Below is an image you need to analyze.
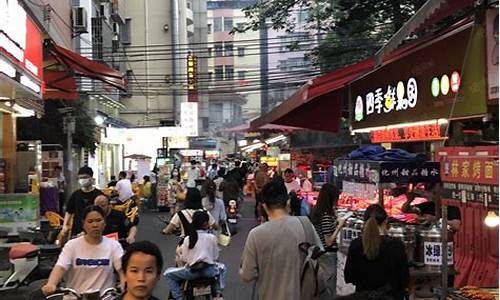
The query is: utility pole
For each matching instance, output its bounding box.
[60,108,75,200]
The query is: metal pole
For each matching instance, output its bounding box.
[441,204,449,299]
[63,113,75,201]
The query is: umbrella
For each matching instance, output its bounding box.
[124,154,152,160]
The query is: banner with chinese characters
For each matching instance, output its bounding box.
[371,123,446,143]
[351,23,487,130]
[334,159,440,183]
[424,242,454,266]
[437,146,499,206]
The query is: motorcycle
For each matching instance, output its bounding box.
[168,262,221,300]
[0,240,60,292]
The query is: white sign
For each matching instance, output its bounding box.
[355,77,418,122]
[423,242,453,266]
[179,149,203,157]
[486,9,498,100]
[181,102,198,136]
[168,136,189,149]
[0,0,27,62]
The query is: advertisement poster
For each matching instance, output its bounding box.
[486,9,499,101]
[0,194,39,235]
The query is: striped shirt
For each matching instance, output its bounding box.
[313,212,338,248]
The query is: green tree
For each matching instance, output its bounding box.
[238,0,427,72]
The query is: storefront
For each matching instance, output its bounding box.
[350,20,488,154]
[0,0,44,233]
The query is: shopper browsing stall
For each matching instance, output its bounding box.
[344,204,409,300]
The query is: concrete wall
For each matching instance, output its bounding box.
[120,0,177,126]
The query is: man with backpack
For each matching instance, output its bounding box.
[240,178,325,300]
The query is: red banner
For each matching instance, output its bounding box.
[436,146,499,185]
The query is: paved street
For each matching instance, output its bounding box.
[4,198,258,299]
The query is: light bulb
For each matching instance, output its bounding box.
[94,115,105,125]
[484,211,499,227]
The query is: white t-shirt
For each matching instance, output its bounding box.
[284,180,301,194]
[186,167,200,187]
[214,177,224,199]
[56,236,123,296]
[115,179,134,201]
[180,230,219,266]
[170,209,216,237]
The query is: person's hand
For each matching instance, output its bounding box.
[161,227,169,235]
[60,225,69,235]
[338,217,348,227]
[42,283,57,296]
[126,235,135,244]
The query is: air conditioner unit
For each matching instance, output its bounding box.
[72,7,88,33]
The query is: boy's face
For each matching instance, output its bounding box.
[124,252,159,299]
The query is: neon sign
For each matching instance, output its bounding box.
[371,123,444,143]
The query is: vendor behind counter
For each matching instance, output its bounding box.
[401,183,461,231]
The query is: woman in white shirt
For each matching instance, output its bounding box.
[202,179,227,233]
[164,211,226,300]
[42,205,123,297]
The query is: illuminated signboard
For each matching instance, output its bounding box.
[187,53,198,102]
[0,0,43,95]
[179,149,204,157]
[351,25,486,130]
[371,123,445,143]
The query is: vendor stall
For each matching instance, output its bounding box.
[333,154,446,296]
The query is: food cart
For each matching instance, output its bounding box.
[333,158,444,296]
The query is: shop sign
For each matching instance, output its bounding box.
[351,25,487,130]
[0,0,42,81]
[442,182,499,206]
[260,156,278,167]
[167,136,189,149]
[205,150,219,159]
[180,102,198,136]
[485,9,498,101]
[0,194,38,235]
[179,149,203,157]
[424,242,453,266]
[371,123,444,143]
[335,159,440,183]
[440,156,499,185]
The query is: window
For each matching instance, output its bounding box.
[214,42,223,57]
[207,24,212,34]
[278,57,309,71]
[215,66,223,80]
[279,32,310,52]
[298,9,309,24]
[208,71,213,81]
[214,17,222,32]
[210,103,223,123]
[237,47,245,57]
[207,47,212,57]
[224,42,233,56]
[225,65,234,81]
[238,70,246,80]
[187,1,192,9]
[224,17,233,31]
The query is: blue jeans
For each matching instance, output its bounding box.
[164,263,227,300]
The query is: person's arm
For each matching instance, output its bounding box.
[240,231,258,283]
[126,226,138,244]
[61,212,73,234]
[162,222,177,235]
[401,192,420,214]
[41,265,66,295]
[112,242,125,290]
[324,218,347,247]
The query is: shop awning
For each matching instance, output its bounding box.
[250,58,376,132]
[250,17,472,133]
[42,40,126,100]
[222,123,304,133]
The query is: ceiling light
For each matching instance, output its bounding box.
[94,115,105,125]
[484,211,499,227]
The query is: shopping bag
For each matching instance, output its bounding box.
[218,221,231,246]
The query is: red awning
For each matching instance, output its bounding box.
[250,18,473,133]
[42,41,126,100]
[250,58,375,132]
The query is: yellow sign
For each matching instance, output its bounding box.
[260,156,278,167]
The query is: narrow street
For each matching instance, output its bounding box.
[142,198,256,300]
